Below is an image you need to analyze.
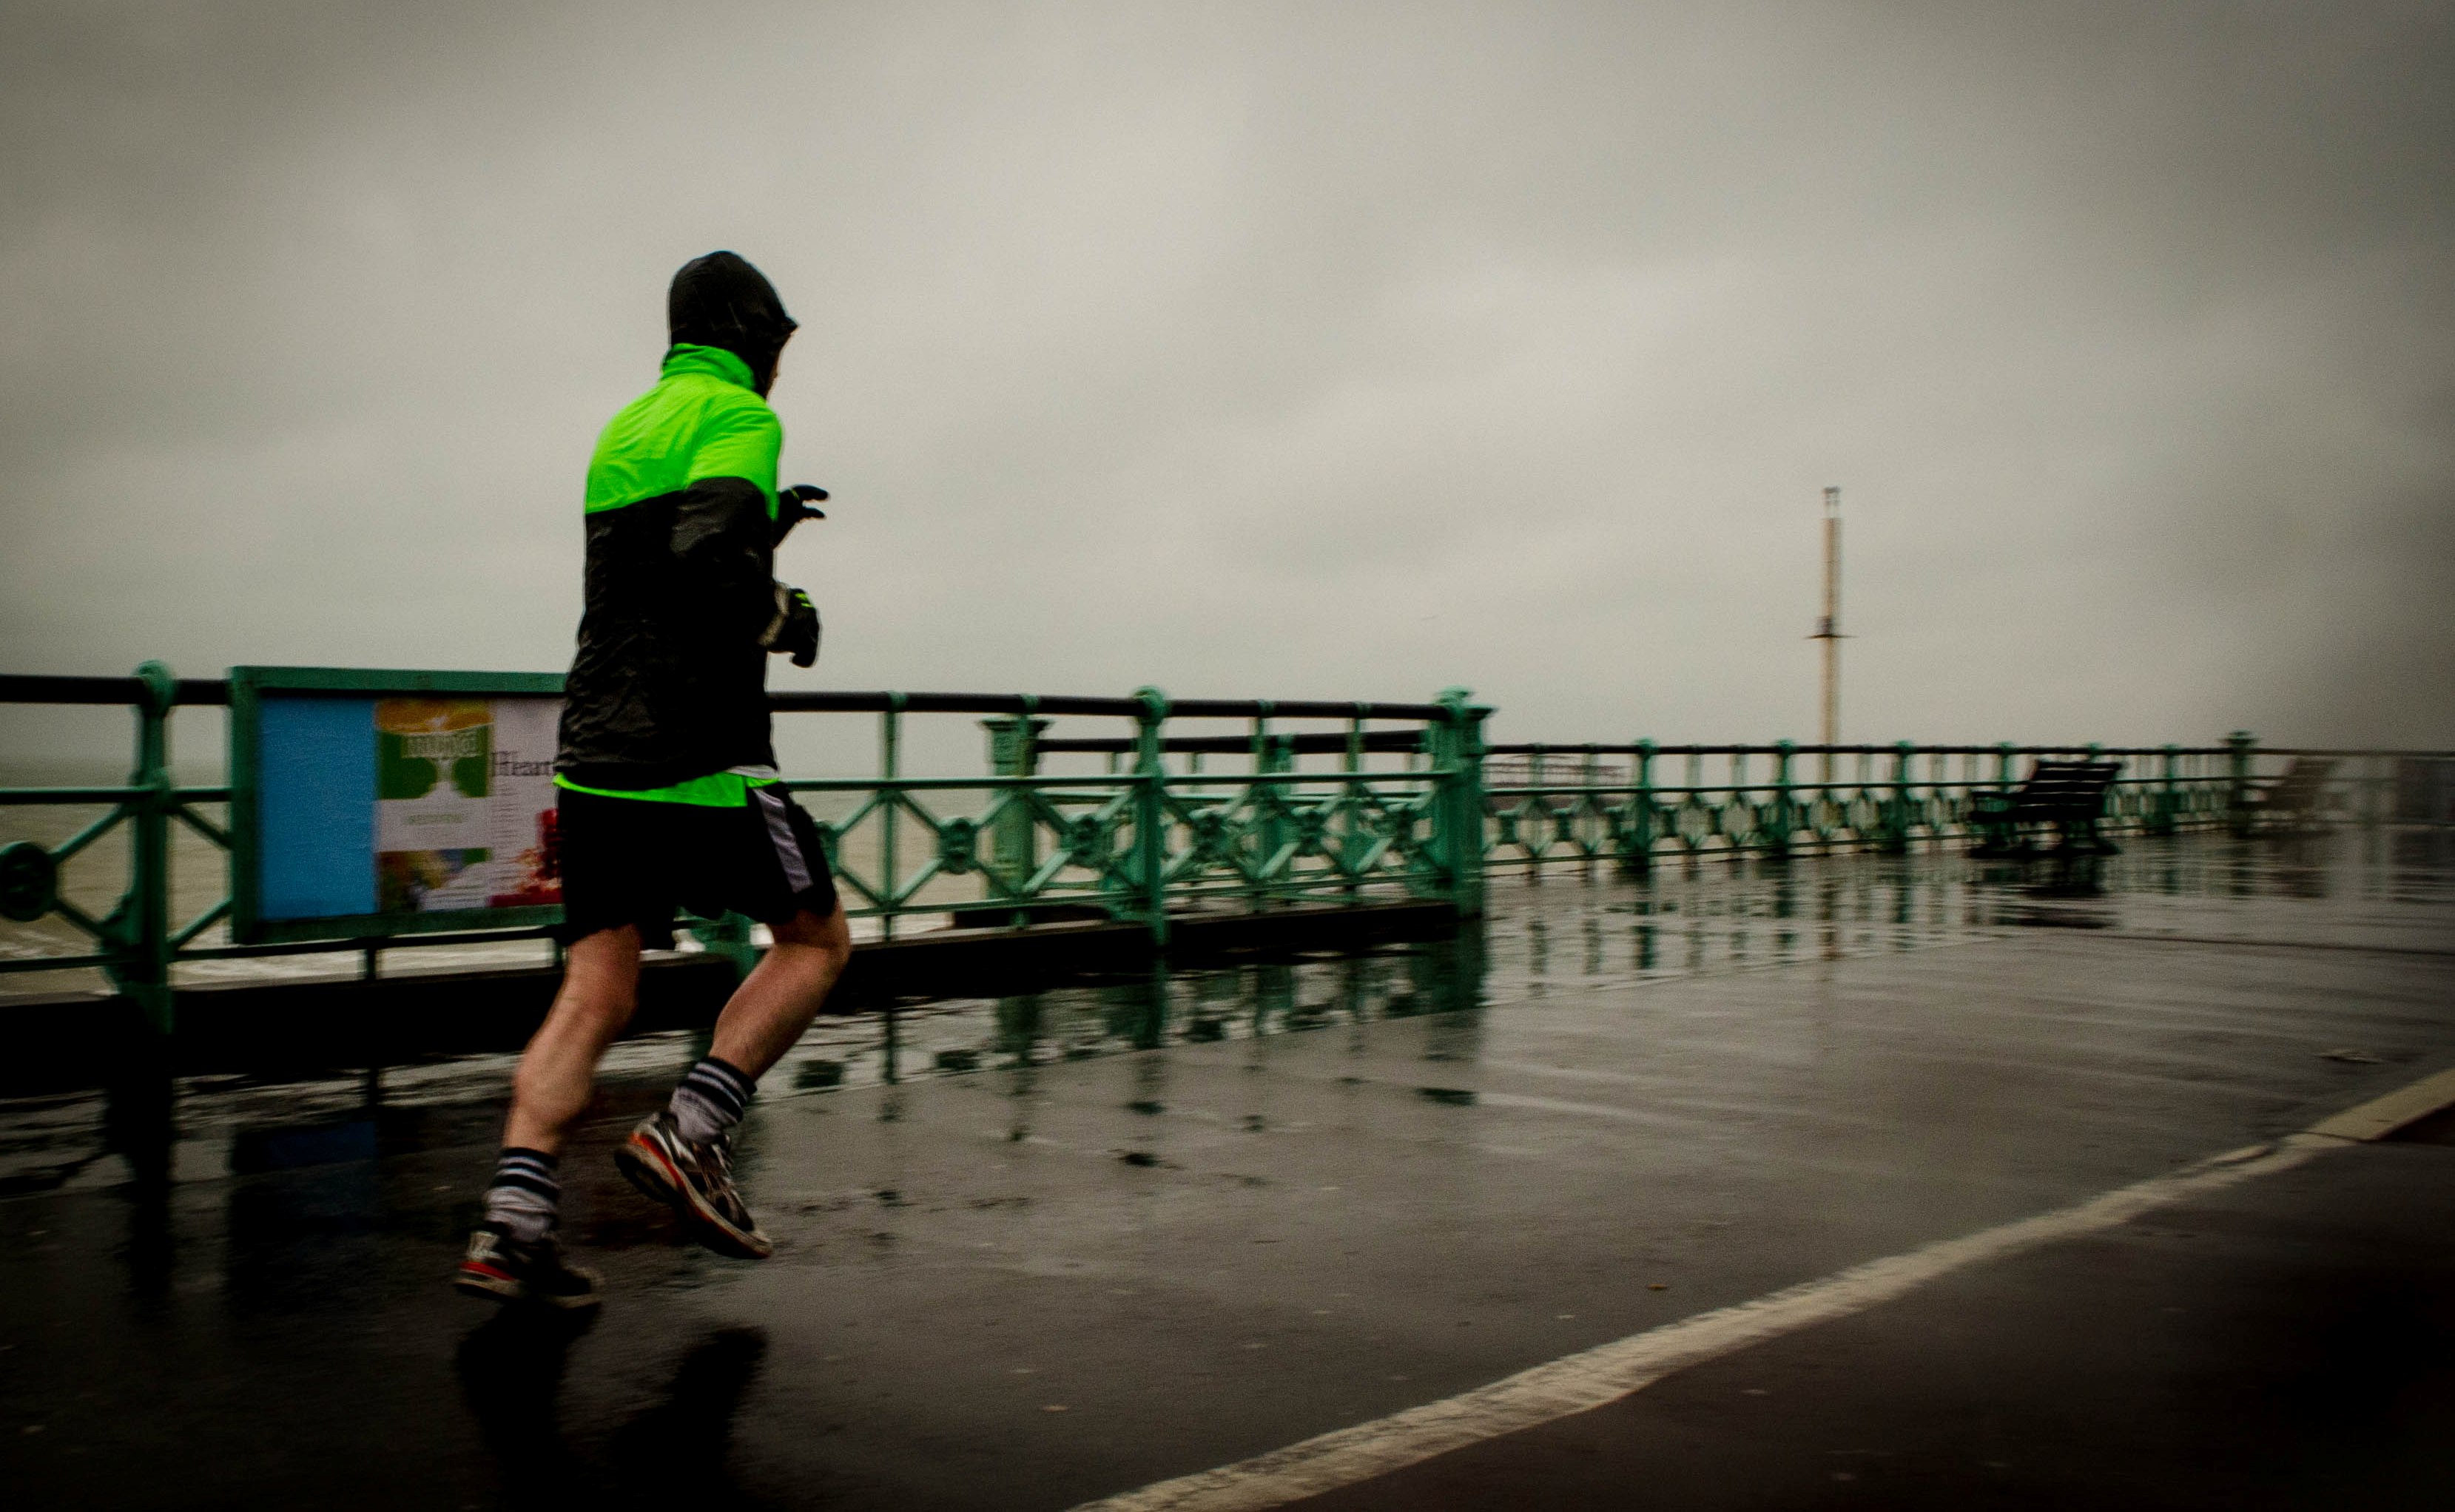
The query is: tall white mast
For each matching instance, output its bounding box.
[1813,486,1842,774]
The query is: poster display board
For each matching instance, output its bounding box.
[229,668,568,943]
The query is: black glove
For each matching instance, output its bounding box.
[772,484,828,546]
[760,582,821,667]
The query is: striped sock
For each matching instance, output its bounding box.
[670,1056,757,1144]
[484,1147,561,1243]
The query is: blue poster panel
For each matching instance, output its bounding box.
[230,669,566,943]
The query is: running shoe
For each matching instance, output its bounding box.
[454,1224,603,1309]
[615,1110,775,1259]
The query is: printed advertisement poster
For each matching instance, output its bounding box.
[370,697,562,914]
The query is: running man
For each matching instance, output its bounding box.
[458,251,850,1308]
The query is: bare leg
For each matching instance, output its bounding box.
[707,901,853,1080]
[600,905,849,1260]
[504,925,644,1155]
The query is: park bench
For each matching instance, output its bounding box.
[2240,755,2339,832]
[1969,758,2124,856]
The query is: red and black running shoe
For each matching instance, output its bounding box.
[615,1110,774,1259]
[454,1224,602,1309]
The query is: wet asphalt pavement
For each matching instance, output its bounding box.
[1293,1135,2455,1511]
[2,832,2452,1509]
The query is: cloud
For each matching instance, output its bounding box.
[1,0,2449,769]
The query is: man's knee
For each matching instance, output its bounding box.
[552,980,639,1030]
[771,902,852,967]
[564,922,643,983]
[541,936,641,1038]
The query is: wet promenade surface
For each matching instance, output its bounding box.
[4,832,2453,1509]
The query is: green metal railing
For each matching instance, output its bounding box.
[0,670,1492,1018]
[5,663,2451,1025]
[1477,737,2441,868]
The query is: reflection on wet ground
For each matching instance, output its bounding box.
[457,1312,771,1505]
[2,829,2448,1201]
[3,830,2452,1510]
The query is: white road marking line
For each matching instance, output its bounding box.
[1068,1063,2455,1512]
[2306,1064,2455,1141]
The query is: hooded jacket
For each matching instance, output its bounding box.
[556,254,800,793]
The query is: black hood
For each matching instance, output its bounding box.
[668,251,797,396]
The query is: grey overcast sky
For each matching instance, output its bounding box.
[2,0,2451,753]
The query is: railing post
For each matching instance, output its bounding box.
[1932,749,1952,848]
[1133,687,1170,947]
[1432,689,1489,919]
[2225,730,2257,836]
[2150,743,2179,836]
[981,709,1049,896]
[1245,703,1273,911]
[1879,740,1914,854]
[1729,746,1750,852]
[1625,739,1656,874]
[105,661,177,1034]
[1341,709,1367,899]
[1768,740,1795,860]
[1258,730,1296,902]
[880,693,905,939]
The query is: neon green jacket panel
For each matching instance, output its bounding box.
[553,770,777,807]
[583,345,782,515]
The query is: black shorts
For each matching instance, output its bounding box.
[555,786,839,948]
